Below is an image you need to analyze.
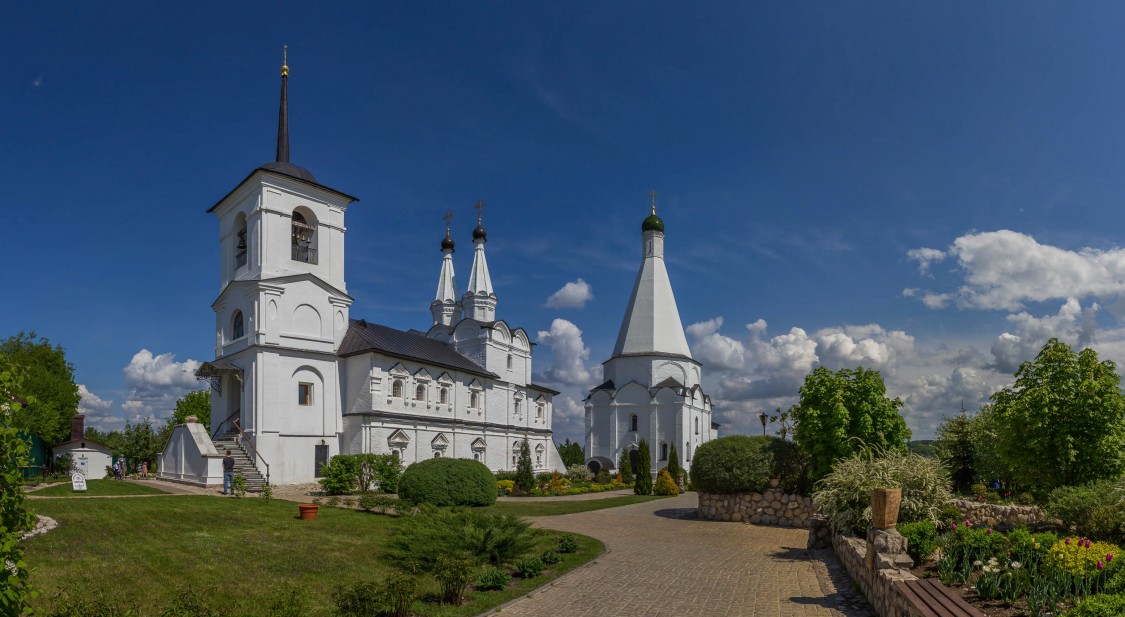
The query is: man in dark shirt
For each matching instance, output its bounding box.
[222,450,235,495]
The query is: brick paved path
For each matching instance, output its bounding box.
[493,492,872,617]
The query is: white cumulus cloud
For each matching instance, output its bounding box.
[77,384,123,430]
[121,350,201,422]
[535,319,597,387]
[545,279,593,309]
[686,317,746,370]
[909,230,1125,311]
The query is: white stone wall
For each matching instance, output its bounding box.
[158,423,224,487]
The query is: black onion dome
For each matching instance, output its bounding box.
[472,223,487,241]
[441,233,456,251]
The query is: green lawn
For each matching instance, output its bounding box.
[483,494,671,517]
[29,480,168,497]
[25,496,601,616]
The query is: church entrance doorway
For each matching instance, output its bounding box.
[629,449,639,475]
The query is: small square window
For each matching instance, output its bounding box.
[298,383,313,406]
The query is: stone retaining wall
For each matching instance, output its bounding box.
[697,489,816,527]
[949,499,1043,527]
[832,531,921,616]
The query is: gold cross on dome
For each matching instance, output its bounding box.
[443,209,453,233]
[475,199,485,223]
[649,190,657,215]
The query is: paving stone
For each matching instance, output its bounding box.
[490,493,874,617]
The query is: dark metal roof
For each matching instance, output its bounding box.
[208,167,358,213]
[527,383,561,396]
[654,377,683,389]
[339,319,497,378]
[591,379,615,391]
[262,161,317,183]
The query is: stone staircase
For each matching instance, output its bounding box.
[212,434,268,492]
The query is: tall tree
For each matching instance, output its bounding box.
[171,390,211,428]
[556,439,585,467]
[514,439,534,493]
[121,419,162,473]
[933,413,976,493]
[633,439,652,495]
[618,449,633,484]
[991,338,1125,491]
[0,332,80,444]
[791,366,911,480]
[1,366,36,613]
[667,444,683,485]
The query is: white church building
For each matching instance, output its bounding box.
[584,202,718,478]
[161,58,564,487]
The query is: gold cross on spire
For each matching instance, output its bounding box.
[443,209,453,234]
[650,190,657,215]
[475,199,485,223]
[281,44,289,77]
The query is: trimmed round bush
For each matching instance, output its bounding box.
[689,435,773,494]
[398,458,497,507]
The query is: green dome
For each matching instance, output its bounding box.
[642,213,664,233]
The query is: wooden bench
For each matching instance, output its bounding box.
[893,579,985,617]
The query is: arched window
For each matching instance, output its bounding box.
[433,451,442,458]
[232,311,245,340]
[291,211,317,264]
[514,400,521,416]
[470,391,480,408]
[391,380,403,398]
[473,452,481,462]
[537,403,544,419]
[439,387,448,404]
[507,354,513,370]
[415,384,426,401]
[234,215,248,269]
[686,442,691,462]
[695,417,699,435]
[630,414,638,432]
[661,443,668,461]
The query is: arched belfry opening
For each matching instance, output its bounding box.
[291,209,317,264]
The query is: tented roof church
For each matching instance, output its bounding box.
[160,57,565,487]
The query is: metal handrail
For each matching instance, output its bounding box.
[212,410,240,440]
[232,419,270,486]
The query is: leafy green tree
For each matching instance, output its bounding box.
[791,366,911,480]
[556,439,584,467]
[172,390,211,428]
[122,418,162,473]
[1,366,36,613]
[667,444,683,485]
[514,439,534,493]
[618,449,633,484]
[633,439,652,495]
[934,413,976,493]
[967,404,1014,489]
[990,338,1125,491]
[0,332,80,444]
[86,426,125,455]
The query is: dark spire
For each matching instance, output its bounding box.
[276,45,290,164]
[261,46,317,183]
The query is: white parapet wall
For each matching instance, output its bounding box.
[158,422,224,487]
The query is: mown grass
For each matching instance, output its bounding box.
[29,479,168,497]
[25,496,601,616]
[483,493,671,517]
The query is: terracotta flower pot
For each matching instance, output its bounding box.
[298,504,319,521]
[871,488,901,529]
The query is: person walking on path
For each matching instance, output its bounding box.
[222,450,235,495]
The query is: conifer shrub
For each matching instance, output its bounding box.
[653,469,679,496]
[689,435,772,495]
[596,469,610,484]
[634,440,652,495]
[397,458,497,507]
[618,450,633,484]
[667,445,683,485]
[514,440,535,493]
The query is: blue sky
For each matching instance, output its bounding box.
[7,2,1125,441]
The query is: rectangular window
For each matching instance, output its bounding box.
[298,383,313,406]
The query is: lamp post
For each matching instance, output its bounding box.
[759,412,768,436]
